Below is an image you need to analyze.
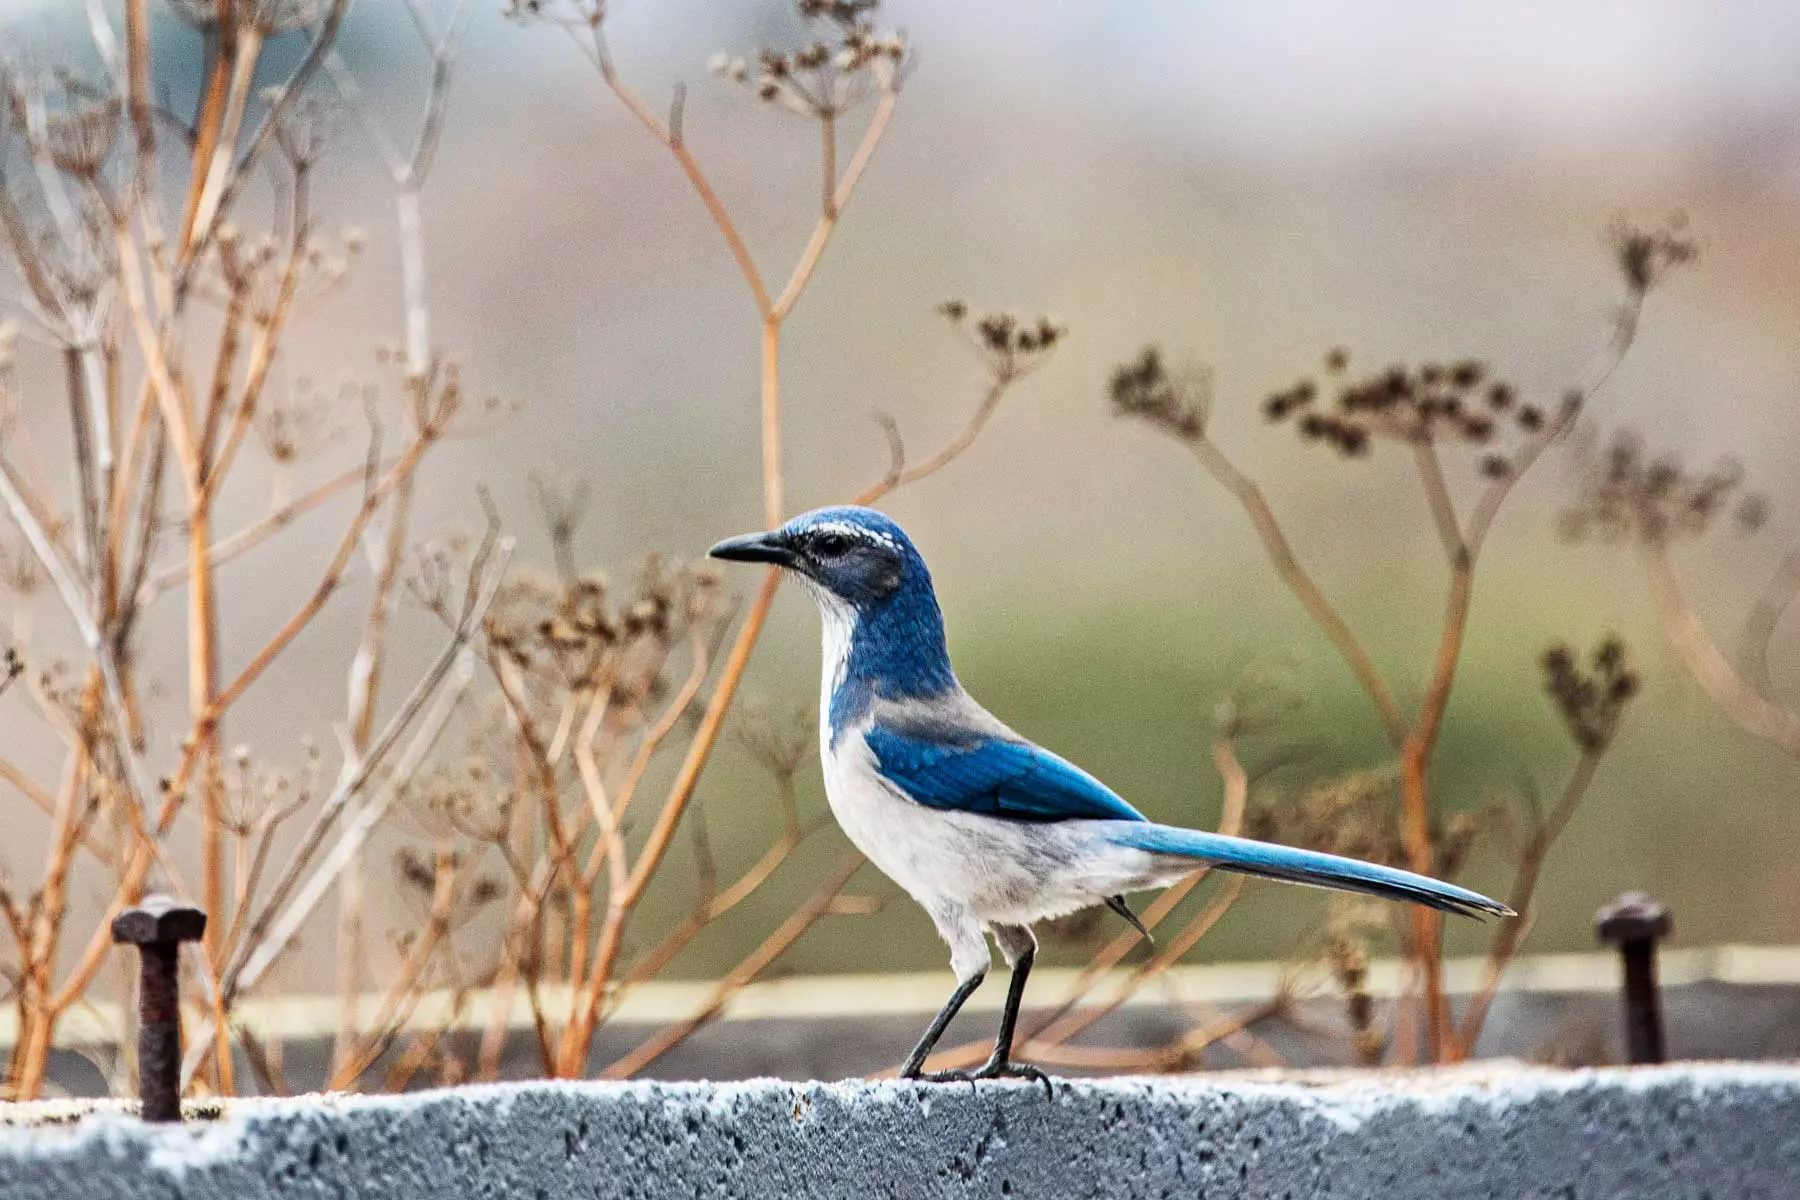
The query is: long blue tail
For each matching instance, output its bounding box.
[1111,823,1513,920]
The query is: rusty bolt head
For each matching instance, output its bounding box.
[1595,891,1671,945]
[111,895,207,946]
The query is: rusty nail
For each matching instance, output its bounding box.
[1595,891,1671,1065]
[111,895,206,1122]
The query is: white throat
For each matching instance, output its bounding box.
[803,582,857,749]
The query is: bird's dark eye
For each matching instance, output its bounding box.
[814,532,853,557]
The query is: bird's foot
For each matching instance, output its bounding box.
[901,1067,978,1092]
[973,1058,1055,1100]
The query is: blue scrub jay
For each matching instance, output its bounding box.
[710,505,1511,1089]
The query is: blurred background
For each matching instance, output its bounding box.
[0,0,1795,1014]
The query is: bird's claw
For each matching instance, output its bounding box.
[904,1067,978,1092]
[899,1062,1054,1099]
[974,1059,1055,1100]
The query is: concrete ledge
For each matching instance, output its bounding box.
[3,1064,1796,1198]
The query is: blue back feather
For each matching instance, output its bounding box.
[865,724,1148,824]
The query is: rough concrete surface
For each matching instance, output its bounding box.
[2,1063,1796,1198]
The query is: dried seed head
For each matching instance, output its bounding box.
[944,304,1065,379]
[1610,214,1697,295]
[45,94,120,178]
[1109,345,1211,443]
[716,0,909,118]
[167,0,322,33]
[1270,350,1532,461]
[1543,634,1638,751]
[1562,428,1763,549]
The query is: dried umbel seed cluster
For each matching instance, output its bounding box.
[216,738,321,836]
[1249,768,1479,889]
[1560,430,1767,548]
[255,375,355,465]
[0,538,43,598]
[709,0,908,116]
[1611,214,1698,296]
[483,557,723,694]
[1318,901,1387,1064]
[204,223,365,318]
[939,301,1066,379]
[1262,349,1565,469]
[1542,636,1639,752]
[391,845,503,913]
[1108,345,1212,442]
[1247,768,1407,874]
[1213,657,1309,741]
[165,0,323,34]
[401,745,514,845]
[31,90,121,179]
[735,698,815,781]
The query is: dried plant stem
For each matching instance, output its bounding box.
[590,29,770,312]
[1412,442,1467,568]
[620,812,834,992]
[328,840,458,1089]
[1397,441,1475,1060]
[1028,877,1247,1053]
[222,562,502,1005]
[601,851,872,1078]
[1187,436,1407,744]
[158,426,448,817]
[554,569,779,1074]
[186,26,265,254]
[1397,295,1645,1060]
[1398,558,1473,1060]
[761,320,783,526]
[773,91,896,322]
[10,758,85,1099]
[1740,548,1800,700]
[1646,548,1800,757]
[1449,749,1601,1061]
[189,494,223,964]
[175,2,350,289]
[543,29,905,1074]
[177,16,232,253]
[138,460,401,607]
[854,367,1040,507]
[1467,297,1641,555]
[179,629,492,1086]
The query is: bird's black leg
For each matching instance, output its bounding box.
[975,927,1054,1098]
[898,970,986,1083]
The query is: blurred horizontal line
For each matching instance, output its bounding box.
[15,944,1795,1049]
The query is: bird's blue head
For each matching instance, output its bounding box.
[709,505,930,611]
[709,506,957,724]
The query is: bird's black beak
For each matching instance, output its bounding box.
[707,529,796,567]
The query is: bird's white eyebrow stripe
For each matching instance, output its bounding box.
[806,521,898,550]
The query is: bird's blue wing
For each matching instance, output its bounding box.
[865,723,1147,823]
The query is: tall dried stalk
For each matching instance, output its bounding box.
[0,0,505,1100]
[1558,423,1800,764]
[1107,220,1689,1063]
[502,0,917,1077]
